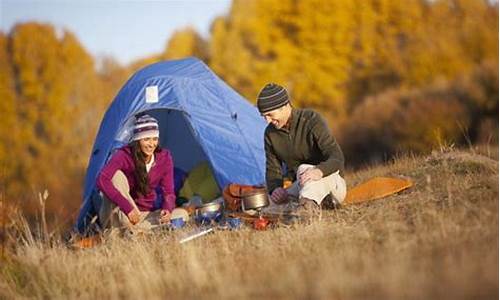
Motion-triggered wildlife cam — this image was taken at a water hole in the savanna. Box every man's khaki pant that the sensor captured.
[286,164,347,206]
[99,170,162,232]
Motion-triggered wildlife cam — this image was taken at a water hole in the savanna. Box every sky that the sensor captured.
[0,0,232,65]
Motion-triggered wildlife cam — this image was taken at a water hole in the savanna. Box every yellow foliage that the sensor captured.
[0,33,19,186]
[208,0,497,120]
[2,23,105,220]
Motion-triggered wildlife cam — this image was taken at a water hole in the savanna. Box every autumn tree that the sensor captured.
[0,33,20,195]
[3,23,104,222]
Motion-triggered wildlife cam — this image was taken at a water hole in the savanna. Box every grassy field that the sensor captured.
[0,146,498,299]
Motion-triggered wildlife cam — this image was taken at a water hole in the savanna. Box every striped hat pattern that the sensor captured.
[257,83,289,113]
[131,114,160,142]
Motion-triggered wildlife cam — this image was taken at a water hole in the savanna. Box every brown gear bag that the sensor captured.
[222,183,266,211]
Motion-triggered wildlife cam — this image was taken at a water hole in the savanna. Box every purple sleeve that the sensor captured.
[96,150,135,215]
[160,151,176,212]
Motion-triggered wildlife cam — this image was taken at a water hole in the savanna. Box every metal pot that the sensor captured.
[196,202,222,214]
[242,189,269,210]
[195,202,222,224]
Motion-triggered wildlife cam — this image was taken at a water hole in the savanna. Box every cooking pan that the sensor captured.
[194,201,222,224]
[241,189,269,210]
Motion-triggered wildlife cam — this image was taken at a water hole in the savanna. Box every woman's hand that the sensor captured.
[160,210,171,224]
[127,208,141,225]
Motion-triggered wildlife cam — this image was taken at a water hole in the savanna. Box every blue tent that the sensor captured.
[75,57,266,233]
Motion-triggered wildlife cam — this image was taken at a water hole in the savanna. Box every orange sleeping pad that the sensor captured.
[344,177,413,205]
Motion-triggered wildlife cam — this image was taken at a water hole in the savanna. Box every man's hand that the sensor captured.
[159,210,171,224]
[270,187,288,204]
[299,167,323,187]
[127,208,141,225]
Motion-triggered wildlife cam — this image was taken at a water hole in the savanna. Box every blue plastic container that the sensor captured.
[226,217,242,229]
[170,217,185,229]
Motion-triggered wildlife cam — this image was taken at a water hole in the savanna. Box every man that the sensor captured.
[257,83,346,221]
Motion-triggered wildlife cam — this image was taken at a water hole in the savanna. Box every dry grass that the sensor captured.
[0,147,498,299]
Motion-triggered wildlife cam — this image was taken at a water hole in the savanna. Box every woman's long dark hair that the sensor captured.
[130,140,160,196]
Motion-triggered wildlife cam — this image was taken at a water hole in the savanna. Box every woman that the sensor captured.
[97,114,175,232]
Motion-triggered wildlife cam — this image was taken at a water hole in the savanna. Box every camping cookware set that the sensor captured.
[160,189,275,243]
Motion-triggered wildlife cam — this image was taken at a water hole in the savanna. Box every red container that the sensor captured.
[253,217,270,230]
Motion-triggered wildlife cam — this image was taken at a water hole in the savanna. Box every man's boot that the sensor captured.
[321,193,341,210]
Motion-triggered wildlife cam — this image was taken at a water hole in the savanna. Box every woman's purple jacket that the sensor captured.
[96,145,176,215]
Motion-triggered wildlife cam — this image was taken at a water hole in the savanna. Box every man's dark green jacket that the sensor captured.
[264,108,345,193]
